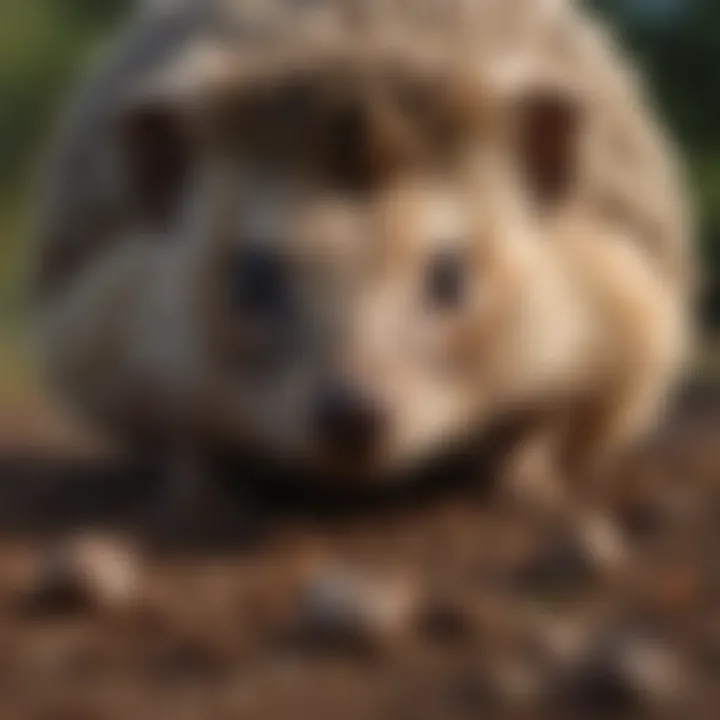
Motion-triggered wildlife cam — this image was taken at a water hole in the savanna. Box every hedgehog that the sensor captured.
[31,0,694,500]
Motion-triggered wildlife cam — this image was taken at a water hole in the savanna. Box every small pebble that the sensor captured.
[297,568,418,651]
[519,514,628,592]
[559,634,683,715]
[23,534,141,615]
[531,613,596,668]
[577,513,629,575]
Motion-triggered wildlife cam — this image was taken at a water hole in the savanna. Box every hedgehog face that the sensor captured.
[195,167,535,479]
[121,56,581,480]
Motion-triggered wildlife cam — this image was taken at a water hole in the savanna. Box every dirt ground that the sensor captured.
[0,389,719,720]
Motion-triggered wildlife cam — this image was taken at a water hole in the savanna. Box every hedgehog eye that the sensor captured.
[230,246,291,319]
[425,249,467,311]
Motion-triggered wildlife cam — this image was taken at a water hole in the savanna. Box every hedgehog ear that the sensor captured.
[118,42,241,228]
[512,88,582,210]
[119,93,196,229]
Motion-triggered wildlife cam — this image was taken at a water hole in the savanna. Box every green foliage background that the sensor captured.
[1,0,718,330]
[0,0,127,328]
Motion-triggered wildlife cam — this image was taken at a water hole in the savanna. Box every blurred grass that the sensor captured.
[0,1,128,403]
[0,1,128,320]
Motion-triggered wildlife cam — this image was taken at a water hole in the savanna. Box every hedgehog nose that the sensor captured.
[314,384,386,461]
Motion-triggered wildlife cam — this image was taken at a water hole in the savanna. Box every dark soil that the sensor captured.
[0,392,718,719]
